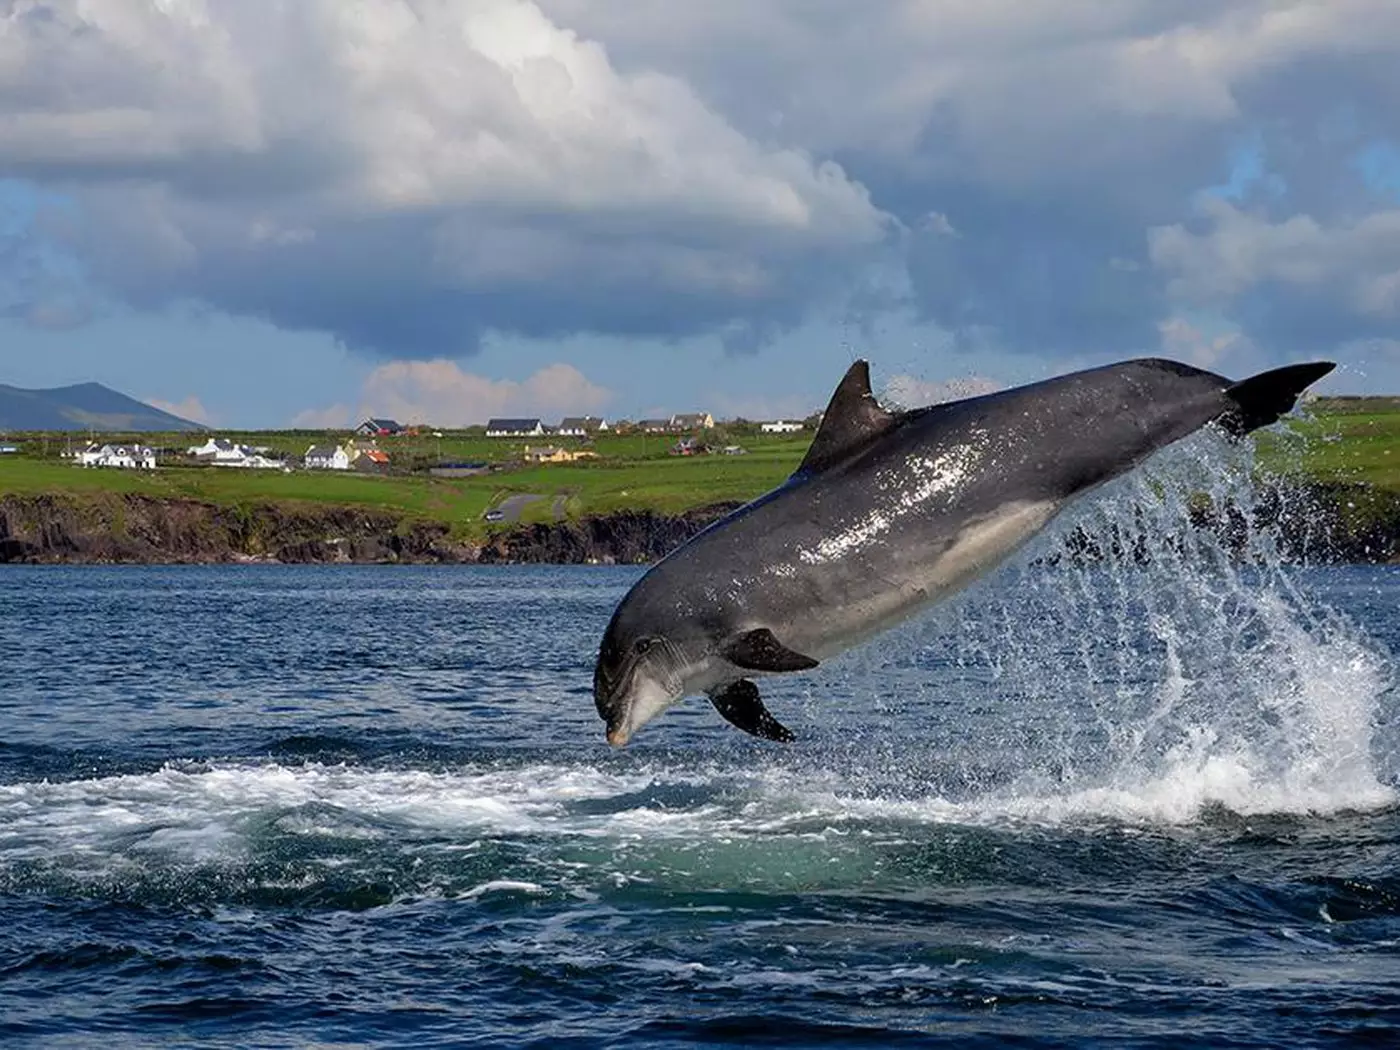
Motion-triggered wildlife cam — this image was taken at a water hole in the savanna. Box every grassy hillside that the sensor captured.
[0,429,813,537]
[1256,398,1400,490]
[3,399,1398,539]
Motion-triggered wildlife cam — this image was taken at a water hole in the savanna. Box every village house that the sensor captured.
[760,420,805,434]
[555,416,610,438]
[671,412,715,431]
[189,437,246,462]
[304,443,351,470]
[352,448,392,474]
[188,437,282,469]
[486,417,547,438]
[356,418,405,437]
[639,419,674,434]
[0,443,18,454]
[76,442,156,469]
[522,446,599,464]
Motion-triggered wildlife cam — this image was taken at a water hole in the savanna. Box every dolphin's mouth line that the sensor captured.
[597,643,696,747]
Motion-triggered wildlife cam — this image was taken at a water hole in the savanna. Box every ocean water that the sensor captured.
[3,459,1400,1047]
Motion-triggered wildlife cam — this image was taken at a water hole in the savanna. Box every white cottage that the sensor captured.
[485,418,546,438]
[556,416,610,438]
[760,420,805,434]
[77,442,157,469]
[188,437,281,468]
[304,443,351,470]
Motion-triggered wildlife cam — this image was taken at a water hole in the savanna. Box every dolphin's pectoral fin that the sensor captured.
[707,680,795,743]
[723,628,820,673]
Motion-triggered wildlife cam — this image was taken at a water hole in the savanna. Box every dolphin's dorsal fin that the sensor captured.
[794,360,898,476]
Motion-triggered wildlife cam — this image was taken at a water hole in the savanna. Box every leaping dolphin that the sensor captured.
[593,356,1334,747]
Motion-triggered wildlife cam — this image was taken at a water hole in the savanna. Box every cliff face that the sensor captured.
[475,506,738,565]
[0,486,1396,567]
[0,494,468,564]
[0,494,737,566]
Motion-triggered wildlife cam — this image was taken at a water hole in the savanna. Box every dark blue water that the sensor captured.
[4,469,1400,1046]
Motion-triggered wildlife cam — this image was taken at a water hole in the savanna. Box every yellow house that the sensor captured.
[522,446,599,464]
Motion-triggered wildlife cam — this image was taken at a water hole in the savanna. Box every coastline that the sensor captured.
[0,493,739,566]
[2,484,1399,566]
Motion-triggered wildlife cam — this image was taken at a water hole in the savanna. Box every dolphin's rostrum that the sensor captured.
[593,356,1335,747]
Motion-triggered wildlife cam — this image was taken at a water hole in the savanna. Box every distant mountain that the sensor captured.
[0,382,205,432]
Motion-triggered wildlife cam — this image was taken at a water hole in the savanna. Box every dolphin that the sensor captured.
[593,356,1334,747]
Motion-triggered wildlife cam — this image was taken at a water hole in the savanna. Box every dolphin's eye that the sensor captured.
[634,638,655,655]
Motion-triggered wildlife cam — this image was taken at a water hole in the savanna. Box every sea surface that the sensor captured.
[3,463,1400,1047]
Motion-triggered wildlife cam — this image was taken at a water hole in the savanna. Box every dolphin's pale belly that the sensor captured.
[742,495,1062,664]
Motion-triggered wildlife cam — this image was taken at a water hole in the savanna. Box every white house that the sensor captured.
[485,418,546,438]
[671,412,715,431]
[356,418,406,437]
[188,437,282,468]
[760,420,805,434]
[77,442,156,469]
[556,416,610,438]
[304,443,351,470]
[190,436,240,461]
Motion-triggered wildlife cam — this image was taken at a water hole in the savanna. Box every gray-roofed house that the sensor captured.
[555,416,610,438]
[639,419,674,434]
[357,418,406,437]
[187,436,282,468]
[671,412,714,431]
[304,444,351,470]
[75,442,156,469]
[485,418,546,437]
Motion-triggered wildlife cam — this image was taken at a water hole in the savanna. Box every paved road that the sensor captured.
[490,493,544,522]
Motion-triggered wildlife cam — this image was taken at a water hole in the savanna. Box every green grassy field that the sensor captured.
[0,428,814,537]
[4,399,1398,537]
[1257,398,1400,490]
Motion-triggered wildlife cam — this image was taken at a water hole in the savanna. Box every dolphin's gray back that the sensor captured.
[634,361,1233,660]
[595,355,1335,741]
[623,357,1329,668]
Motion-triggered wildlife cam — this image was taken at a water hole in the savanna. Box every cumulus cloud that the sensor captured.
[1150,199,1400,352]
[145,395,213,425]
[1155,317,1255,372]
[4,0,1400,368]
[544,0,1400,358]
[293,359,611,428]
[882,373,1002,411]
[1,0,888,354]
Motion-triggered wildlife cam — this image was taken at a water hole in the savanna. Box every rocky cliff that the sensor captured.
[0,486,1397,567]
[0,493,738,565]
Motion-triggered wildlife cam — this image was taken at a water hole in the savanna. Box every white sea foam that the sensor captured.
[461,879,546,898]
[0,730,1390,884]
[0,762,675,862]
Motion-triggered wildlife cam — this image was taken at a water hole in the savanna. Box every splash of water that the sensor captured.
[901,431,1397,822]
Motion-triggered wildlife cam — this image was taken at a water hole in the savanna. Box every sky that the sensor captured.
[2,0,1400,429]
